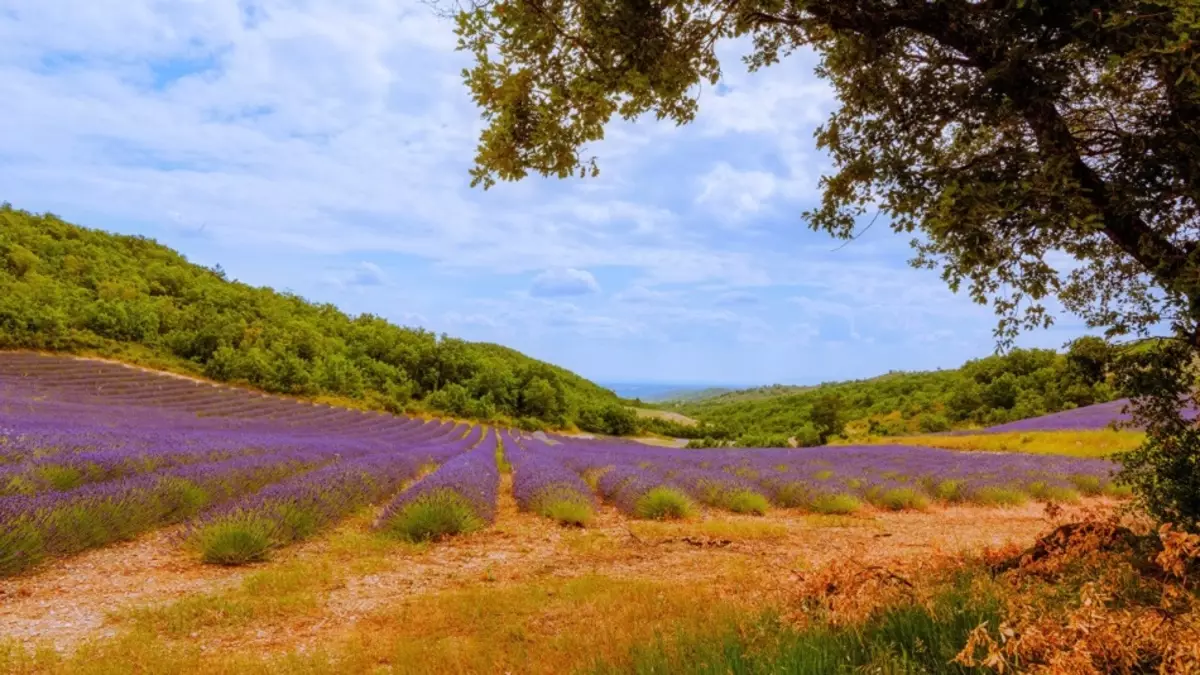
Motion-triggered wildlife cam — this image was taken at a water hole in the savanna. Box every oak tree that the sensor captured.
[456,0,1200,527]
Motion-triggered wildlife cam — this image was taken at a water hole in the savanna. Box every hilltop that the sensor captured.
[0,204,635,434]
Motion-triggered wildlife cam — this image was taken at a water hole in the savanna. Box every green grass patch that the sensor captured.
[634,487,695,520]
[380,491,483,542]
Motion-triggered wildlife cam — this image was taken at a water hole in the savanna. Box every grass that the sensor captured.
[380,490,484,542]
[630,519,790,542]
[5,575,755,675]
[871,429,1143,458]
[634,487,696,520]
[591,583,1002,674]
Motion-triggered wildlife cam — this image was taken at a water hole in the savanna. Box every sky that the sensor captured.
[0,1,1096,387]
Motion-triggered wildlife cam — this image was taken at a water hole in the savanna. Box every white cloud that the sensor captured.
[530,267,601,297]
[695,163,778,223]
[322,261,388,288]
[714,290,758,307]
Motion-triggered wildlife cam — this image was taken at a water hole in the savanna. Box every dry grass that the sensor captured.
[869,429,1144,458]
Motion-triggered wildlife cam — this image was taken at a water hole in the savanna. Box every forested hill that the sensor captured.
[668,342,1121,447]
[0,204,636,434]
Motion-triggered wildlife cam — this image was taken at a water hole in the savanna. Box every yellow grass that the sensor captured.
[630,517,790,541]
[2,576,753,675]
[866,429,1144,458]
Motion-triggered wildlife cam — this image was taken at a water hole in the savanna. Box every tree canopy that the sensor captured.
[457,0,1200,526]
[0,205,637,435]
[672,339,1119,446]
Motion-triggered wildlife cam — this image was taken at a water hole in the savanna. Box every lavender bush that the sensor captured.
[377,429,500,541]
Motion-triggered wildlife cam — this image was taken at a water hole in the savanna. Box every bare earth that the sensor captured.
[1,477,1102,656]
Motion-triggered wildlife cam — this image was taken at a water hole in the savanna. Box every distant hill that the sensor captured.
[671,343,1122,447]
[0,204,635,434]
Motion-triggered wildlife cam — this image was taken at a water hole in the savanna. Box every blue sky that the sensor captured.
[0,1,1095,386]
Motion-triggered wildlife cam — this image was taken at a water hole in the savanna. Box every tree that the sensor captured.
[457,1,1200,528]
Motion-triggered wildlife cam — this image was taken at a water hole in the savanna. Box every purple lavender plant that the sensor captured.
[376,429,500,541]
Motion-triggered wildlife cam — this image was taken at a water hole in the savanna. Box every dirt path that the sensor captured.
[0,528,250,646]
[1,486,1106,654]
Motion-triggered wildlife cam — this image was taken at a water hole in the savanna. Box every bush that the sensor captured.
[968,486,1029,508]
[724,489,770,515]
[380,491,483,542]
[191,518,274,565]
[870,487,929,511]
[634,487,695,520]
[808,492,862,515]
[536,498,594,527]
[918,414,951,434]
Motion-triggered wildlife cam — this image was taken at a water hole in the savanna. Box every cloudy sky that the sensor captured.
[0,1,1093,386]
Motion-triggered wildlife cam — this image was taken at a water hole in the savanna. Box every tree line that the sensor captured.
[667,339,1119,448]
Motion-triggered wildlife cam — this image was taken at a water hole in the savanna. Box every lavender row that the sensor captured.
[0,451,325,576]
[504,433,597,525]
[185,451,430,564]
[530,435,1125,513]
[376,429,500,541]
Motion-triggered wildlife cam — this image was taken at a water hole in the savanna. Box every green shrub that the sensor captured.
[192,518,275,565]
[968,486,1029,508]
[1027,482,1082,503]
[1068,474,1104,496]
[808,492,862,515]
[0,519,44,577]
[933,479,964,502]
[382,491,483,542]
[1103,482,1134,498]
[537,498,594,527]
[724,490,770,515]
[771,482,809,508]
[871,487,929,511]
[634,487,695,520]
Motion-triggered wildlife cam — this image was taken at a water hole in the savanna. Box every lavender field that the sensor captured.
[0,352,1128,579]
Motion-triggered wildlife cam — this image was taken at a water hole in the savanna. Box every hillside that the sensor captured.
[0,204,635,433]
[671,342,1121,447]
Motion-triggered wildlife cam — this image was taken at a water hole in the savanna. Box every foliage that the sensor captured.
[453,0,1200,525]
[0,205,629,431]
[961,517,1200,673]
[593,586,1001,674]
[1114,340,1200,529]
[678,343,1119,443]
